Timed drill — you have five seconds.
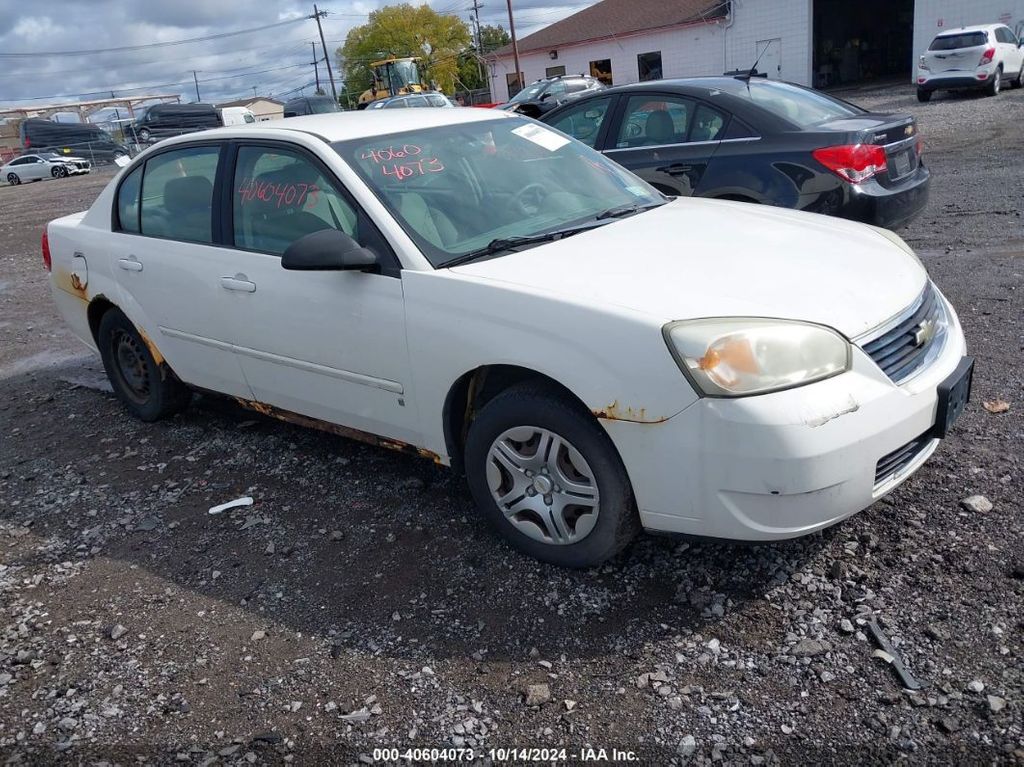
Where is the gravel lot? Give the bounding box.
[0,84,1021,764]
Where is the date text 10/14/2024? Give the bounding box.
[371,747,639,762]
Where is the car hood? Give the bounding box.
[450,198,927,339]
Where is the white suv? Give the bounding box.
[917,23,1024,101]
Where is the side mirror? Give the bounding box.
[281,228,379,272]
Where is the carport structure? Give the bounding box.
[0,94,181,123]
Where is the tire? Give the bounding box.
[96,308,191,422]
[987,68,1001,96]
[916,88,932,103]
[51,166,68,178]
[464,381,639,567]
[1014,67,1024,89]
[138,128,151,142]
[6,173,19,185]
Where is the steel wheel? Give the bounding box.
[485,426,600,545]
[110,328,151,404]
[7,173,19,185]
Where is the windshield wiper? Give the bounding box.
[595,201,666,220]
[443,222,604,268]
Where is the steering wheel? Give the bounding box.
[513,183,549,216]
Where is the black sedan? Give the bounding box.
[540,77,929,229]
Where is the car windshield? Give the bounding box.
[507,82,547,104]
[929,32,988,50]
[732,80,864,127]
[334,116,663,267]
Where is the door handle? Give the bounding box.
[117,257,143,272]
[657,163,693,175]
[220,276,256,293]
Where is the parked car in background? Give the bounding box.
[219,106,257,126]
[43,109,970,567]
[541,77,929,229]
[19,117,128,164]
[3,153,86,185]
[917,24,1024,101]
[366,92,456,109]
[497,74,606,117]
[40,152,91,175]
[132,103,223,143]
[282,95,340,117]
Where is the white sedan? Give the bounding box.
[3,153,88,185]
[44,109,972,567]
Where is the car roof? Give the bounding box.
[597,75,789,95]
[153,108,514,146]
[934,24,1001,35]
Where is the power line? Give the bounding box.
[0,16,308,59]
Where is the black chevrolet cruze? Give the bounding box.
[540,77,929,229]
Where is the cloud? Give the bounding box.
[0,0,585,109]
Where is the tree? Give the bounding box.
[338,4,471,99]
[457,24,511,91]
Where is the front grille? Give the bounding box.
[875,432,931,486]
[861,283,943,384]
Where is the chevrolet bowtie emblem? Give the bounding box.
[905,124,915,136]
[914,318,937,347]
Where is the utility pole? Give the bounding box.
[312,5,338,102]
[192,70,201,102]
[252,86,258,98]
[469,0,485,84]
[311,41,321,93]
[505,0,521,95]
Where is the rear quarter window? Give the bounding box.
[740,81,863,128]
[929,32,989,50]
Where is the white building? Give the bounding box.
[489,0,1024,100]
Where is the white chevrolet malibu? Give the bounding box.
[44,109,972,567]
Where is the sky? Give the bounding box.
[0,0,591,113]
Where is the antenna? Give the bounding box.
[737,39,772,82]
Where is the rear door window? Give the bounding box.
[929,32,988,50]
[615,95,694,148]
[689,104,726,142]
[139,145,220,243]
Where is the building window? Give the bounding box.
[546,65,566,78]
[589,59,613,86]
[637,51,662,81]
[506,72,525,98]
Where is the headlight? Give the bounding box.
[663,319,851,397]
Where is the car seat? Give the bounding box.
[162,176,213,242]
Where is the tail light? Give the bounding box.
[979,47,996,65]
[41,229,51,272]
[812,144,888,184]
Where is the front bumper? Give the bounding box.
[603,287,967,541]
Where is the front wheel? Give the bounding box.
[464,382,639,567]
[1014,67,1024,89]
[52,166,68,178]
[6,173,20,185]
[916,88,932,103]
[97,308,191,422]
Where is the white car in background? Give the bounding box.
[43,110,971,567]
[3,153,88,185]
[917,23,1024,101]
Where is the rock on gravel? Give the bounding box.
[524,683,551,706]
[789,638,831,658]
[960,495,993,512]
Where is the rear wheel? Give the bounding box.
[987,68,1001,96]
[464,382,639,567]
[138,128,151,142]
[6,173,20,185]
[916,88,932,103]
[97,308,191,422]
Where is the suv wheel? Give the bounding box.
[1014,66,1024,89]
[97,308,192,422]
[916,88,932,103]
[464,381,639,567]
[987,68,1001,96]
[138,128,151,142]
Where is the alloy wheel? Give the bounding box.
[485,426,600,545]
[7,173,19,185]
